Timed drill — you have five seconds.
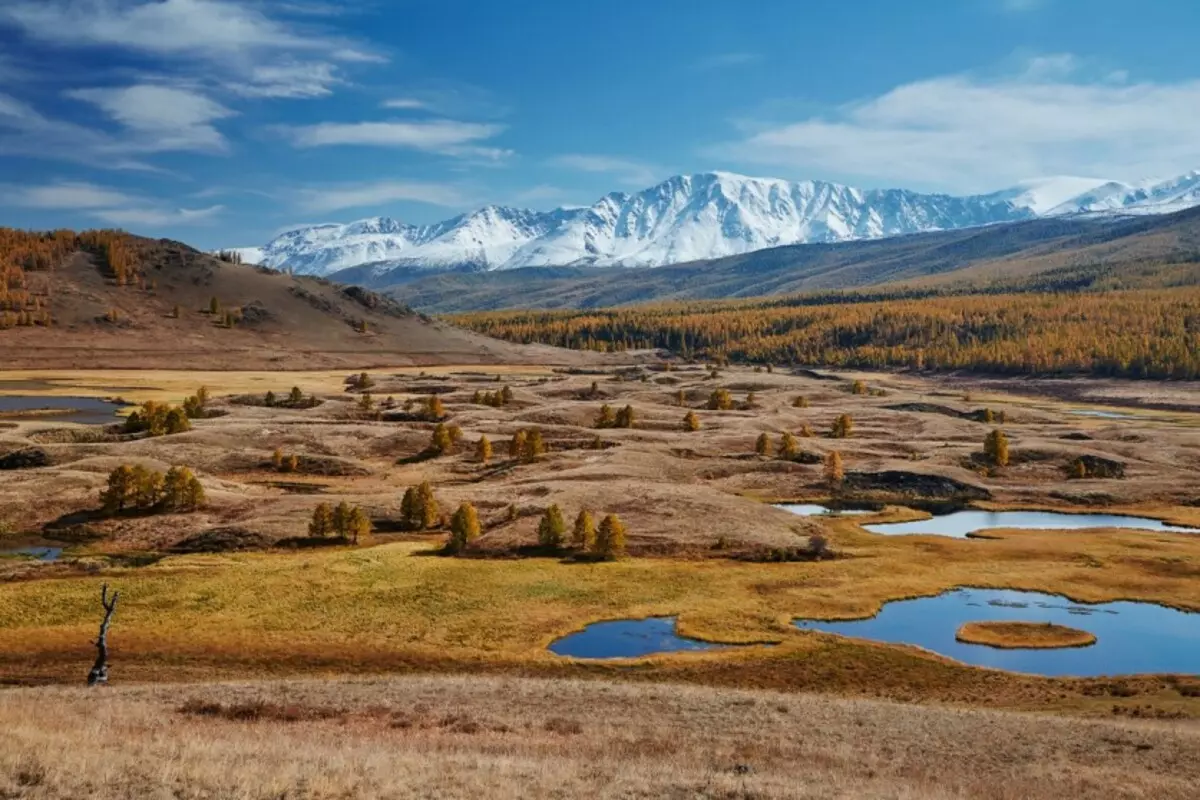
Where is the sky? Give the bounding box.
[3,0,1200,249]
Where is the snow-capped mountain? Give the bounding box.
[228,170,1200,278]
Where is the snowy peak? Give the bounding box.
[228,169,1200,277]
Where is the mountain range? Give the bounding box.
[230,170,1200,281]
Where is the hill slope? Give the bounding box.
[0,232,571,369]
[393,205,1200,312]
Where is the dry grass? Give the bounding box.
[3,675,1199,799]
[956,621,1098,649]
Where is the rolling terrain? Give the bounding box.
[394,205,1200,312]
[0,231,576,369]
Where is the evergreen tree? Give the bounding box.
[824,451,845,486]
[164,407,191,435]
[614,404,635,428]
[264,390,276,407]
[309,503,334,537]
[573,509,596,550]
[447,502,481,554]
[830,414,854,439]
[100,465,137,513]
[131,465,162,508]
[500,385,514,404]
[427,395,445,420]
[538,504,567,550]
[400,487,417,525]
[209,296,220,315]
[475,435,493,464]
[683,410,700,431]
[332,501,353,539]
[594,514,627,560]
[793,396,810,408]
[755,432,772,457]
[431,423,453,454]
[779,431,798,460]
[289,386,303,405]
[509,429,527,459]
[522,428,546,462]
[162,466,204,511]
[417,481,439,530]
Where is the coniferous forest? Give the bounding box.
[452,288,1200,379]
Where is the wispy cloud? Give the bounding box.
[691,52,762,71]
[550,154,661,187]
[381,98,428,110]
[67,84,235,153]
[294,180,468,213]
[712,56,1200,192]
[0,92,156,169]
[284,119,509,160]
[0,0,378,100]
[0,180,224,227]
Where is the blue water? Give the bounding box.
[549,617,733,659]
[863,510,1198,538]
[0,547,61,561]
[795,588,1200,677]
[777,504,872,517]
[1069,409,1133,419]
[0,395,123,425]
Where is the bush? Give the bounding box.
[707,389,734,410]
[682,410,700,431]
[984,428,1009,467]
[830,414,853,439]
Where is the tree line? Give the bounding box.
[450,288,1200,379]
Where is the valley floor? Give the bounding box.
[4,674,1198,800]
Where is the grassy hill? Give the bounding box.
[0,230,572,369]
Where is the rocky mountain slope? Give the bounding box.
[230,170,1200,281]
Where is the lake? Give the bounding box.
[0,395,124,425]
[777,504,873,517]
[794,587,1199,677]
[862,509,1198,538]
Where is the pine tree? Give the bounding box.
[683,410,700,431]
[417,481,439,530]
[431,423,453,454]
[500,385,514,405]
[984,428,1010,467]
[427,395,445,420]
[831,414,854,439]
[614,405,635,428]
[522,428,545,462]
[131,465,162,508]
[676,389,687,407]
[755,432,772,457]
[509,429,527,459]
[100,465,137,513]
[573,509,596,550]
[779,431,798,460]
[162,466,204,511]
[594,514,627,560]
[851,380,868,395]
[707,389,734,410]
[309,503,334,537]
[538,504,567,550]
[272,449,284,469]
[792,396,810,408]
[289,386,303,405]
[475,435,493,464]
[447,502,481,554]
[824,451,845,486]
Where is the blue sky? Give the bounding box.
[3,0,1200,248]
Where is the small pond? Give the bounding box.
[862,509,1198,538]
[777,504,873,517]
[0,395,125,425]
[794,588,1200,677]
[0,546,62,561]
[549,617,736,659]
[1069,409,1133,420]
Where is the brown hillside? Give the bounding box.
[0,232,577,369]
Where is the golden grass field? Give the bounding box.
[2,363,1199,797]
[4,674,1199,799]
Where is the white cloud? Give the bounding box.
[714,58,1200,192]
[68,84,234,152]
[381,98,428,110]
[294,180,468,213]
[550,154,661,187]
[284,119,508,159]
[0,179,224,228]
[0,92,156,169]
[14,181,139,209]
[0,0,376,100]
[90,205,225,227]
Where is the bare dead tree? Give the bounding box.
[87,583,118,687]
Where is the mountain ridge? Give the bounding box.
[229,170,1200,278]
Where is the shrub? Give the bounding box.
[538,504,567,550]
[779,431,798,460]
[830,414,853,439]
[431,423,453,455]
[707,389,734,410]
[793,395,810,408]
[682,410,700,431]
[851,380,868,395]
[614,405,635,428]
[824,451,845,486]
[755,432,772,457]
[594,403,616,428]
[984,428,1010,467]
[509,429,527,459]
